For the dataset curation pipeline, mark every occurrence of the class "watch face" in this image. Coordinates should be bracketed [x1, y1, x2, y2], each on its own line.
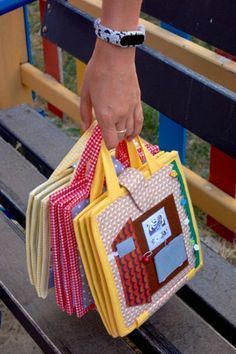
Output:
[120, 34, 145, 47]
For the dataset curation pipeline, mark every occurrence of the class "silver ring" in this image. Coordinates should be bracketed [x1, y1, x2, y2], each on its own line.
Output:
[116, 129, 127, 135]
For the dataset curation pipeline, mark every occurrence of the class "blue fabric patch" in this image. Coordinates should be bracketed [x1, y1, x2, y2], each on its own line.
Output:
[116, 237, 136, 258]
[79, 261, 94, 308]
[72, 198, 89, 218]
[112, 156, 125, 176]
[154, 234, 187, 283]
[48, 266, 54, 289]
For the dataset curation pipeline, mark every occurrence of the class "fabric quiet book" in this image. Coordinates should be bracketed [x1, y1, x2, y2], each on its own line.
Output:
[26, 122, 202, 337]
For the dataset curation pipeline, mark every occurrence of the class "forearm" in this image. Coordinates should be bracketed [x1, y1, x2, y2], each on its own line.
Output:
[93, 0, 142, 64]
[80, 0, 144, 146]
[101, 0, 142, 30]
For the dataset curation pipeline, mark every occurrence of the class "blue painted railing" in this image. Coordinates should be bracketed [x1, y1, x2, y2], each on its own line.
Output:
[0, 0, 35, 15]
[158, 23, 190, 163]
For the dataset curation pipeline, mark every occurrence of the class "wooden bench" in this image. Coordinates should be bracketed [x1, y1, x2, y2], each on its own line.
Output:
[1, 105, 235, 353]
[0, 0, 236, 352]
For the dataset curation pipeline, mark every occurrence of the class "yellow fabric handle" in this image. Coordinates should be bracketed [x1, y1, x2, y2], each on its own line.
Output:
[126, 140, 142, 169]
[127, 137, 161, 174]
[136, 136, 161, 174]
[90, 141, 134, 203]
[90, 151, 104, 203]
[101, 141, 121, 201]
[90, 137, 161, 203]
[90, 142, 121, 203]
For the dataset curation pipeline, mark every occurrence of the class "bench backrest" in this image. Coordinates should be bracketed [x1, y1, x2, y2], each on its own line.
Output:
[0, 0, 235, 239]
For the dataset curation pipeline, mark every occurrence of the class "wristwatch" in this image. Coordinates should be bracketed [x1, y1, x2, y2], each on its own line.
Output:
[94, 18, 146, 48]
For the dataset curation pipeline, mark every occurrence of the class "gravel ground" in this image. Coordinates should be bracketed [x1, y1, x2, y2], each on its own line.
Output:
[0, 300, 42, 354]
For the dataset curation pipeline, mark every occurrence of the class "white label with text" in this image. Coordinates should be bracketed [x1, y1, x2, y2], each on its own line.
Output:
[142, 207, 171, 251]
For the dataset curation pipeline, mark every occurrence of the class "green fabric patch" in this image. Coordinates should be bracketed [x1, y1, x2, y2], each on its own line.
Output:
[171, 160, 200, 268]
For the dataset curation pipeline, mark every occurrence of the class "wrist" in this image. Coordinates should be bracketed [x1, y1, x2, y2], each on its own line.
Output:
[100, 17, 139, 32]
[93, 38, 136, 64]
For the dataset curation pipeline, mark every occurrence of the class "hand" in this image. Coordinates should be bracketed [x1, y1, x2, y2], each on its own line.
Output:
[80, 39, 144, 149]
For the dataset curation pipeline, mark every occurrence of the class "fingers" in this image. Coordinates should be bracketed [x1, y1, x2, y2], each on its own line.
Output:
[128, 103, 144, 140]
[115, 117, 128, 142]
[125, 106, 134, 138]
[97, 114, 120, 150]
[80, 92, 143, 148]
[97, 103, 143, 149]
[80, 93, 93, 131]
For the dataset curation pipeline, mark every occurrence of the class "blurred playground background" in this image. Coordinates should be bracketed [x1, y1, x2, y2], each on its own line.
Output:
[27, 2, 235, 265]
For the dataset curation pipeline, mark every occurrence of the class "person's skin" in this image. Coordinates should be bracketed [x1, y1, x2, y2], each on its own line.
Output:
[80, 0, 143, 149]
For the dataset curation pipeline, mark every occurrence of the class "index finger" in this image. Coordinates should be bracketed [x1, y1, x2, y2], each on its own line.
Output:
[97, 115, 119, 150]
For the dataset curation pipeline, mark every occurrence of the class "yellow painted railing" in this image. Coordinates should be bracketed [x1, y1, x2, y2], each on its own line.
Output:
[21, 63, 81, 122]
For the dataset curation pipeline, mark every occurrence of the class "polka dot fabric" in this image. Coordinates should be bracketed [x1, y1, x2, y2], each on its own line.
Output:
[49, 125, 160, 317]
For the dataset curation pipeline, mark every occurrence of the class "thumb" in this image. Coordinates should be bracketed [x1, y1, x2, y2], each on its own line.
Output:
[80, 93, 93, 132]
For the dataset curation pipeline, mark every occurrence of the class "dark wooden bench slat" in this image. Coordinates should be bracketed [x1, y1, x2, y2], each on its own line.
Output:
[1, 212, 235, 354]
[185, 244, 236, 344]
[1, 105, 236, 343]
[0, 104, 74, 177]
[141, 0, 236, 55]
[0, 212, 134, 354]
[129, 323, 181, 354]
[1, 106, 236, 351]
[0, 282, 60, 354]
[0, 137, 45, 222]
[41, 0, 236, 158]
[149, 296, 236, 354]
